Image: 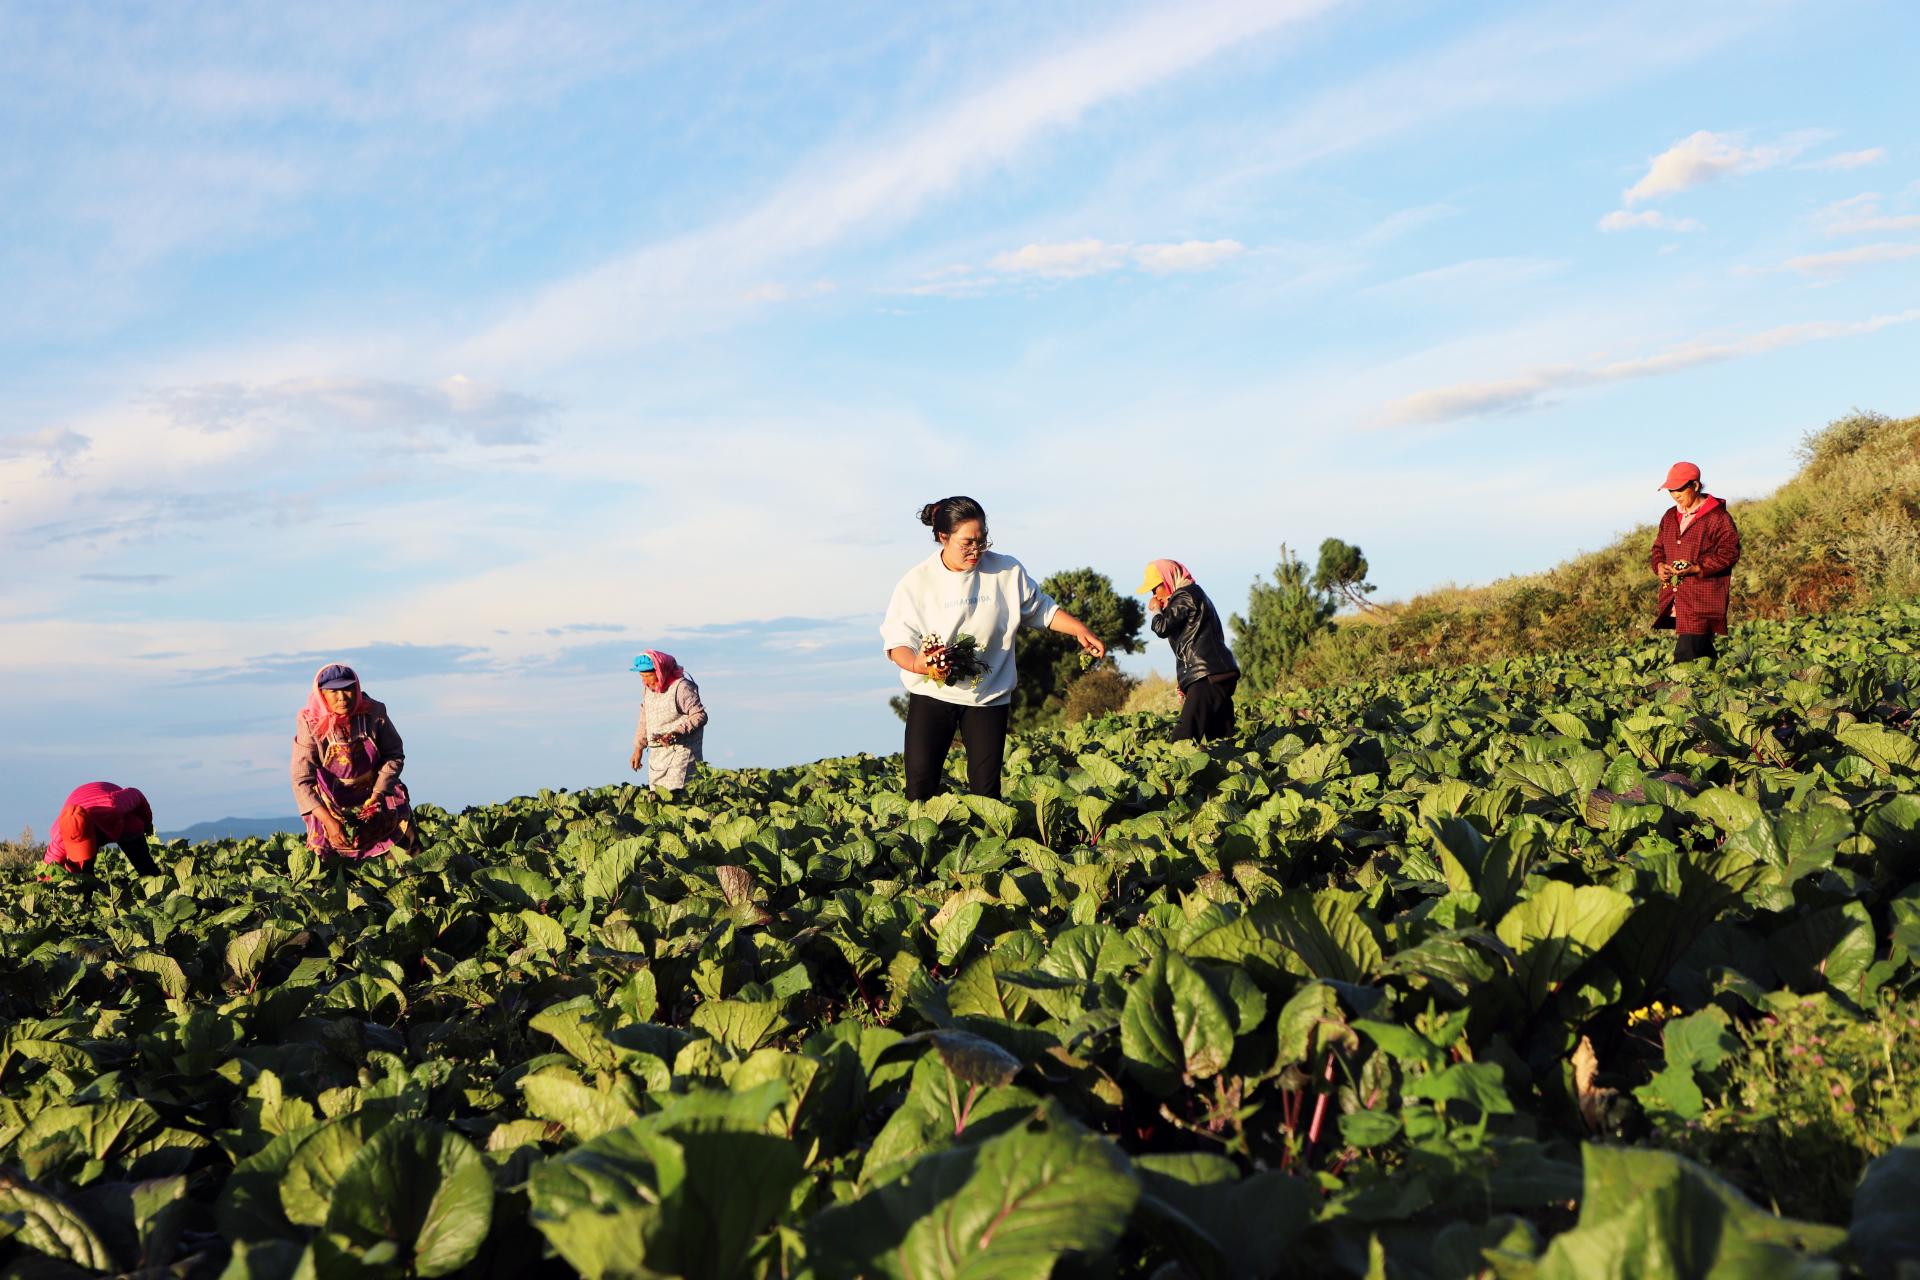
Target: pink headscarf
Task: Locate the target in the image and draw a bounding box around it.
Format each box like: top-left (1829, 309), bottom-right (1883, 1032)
top-left (298, 664), bottom-right (375, 740)
top-left (640, 650), bottom-right (685, 693)
top-left (1148, 559), bottom-right (1196, 594)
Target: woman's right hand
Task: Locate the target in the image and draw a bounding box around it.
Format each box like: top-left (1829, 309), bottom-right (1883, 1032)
top-left (318, 810), bottom-right (350, 849)
top-left (918, 646), bottom-right (950, 678)
top-left (629, 746), bottom-right (644, 771)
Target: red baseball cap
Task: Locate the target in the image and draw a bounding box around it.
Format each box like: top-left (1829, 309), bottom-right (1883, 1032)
top-left (1659, 461), bottom-right (1701, 491)
top-left (56, 805), bottom-right (99, 867)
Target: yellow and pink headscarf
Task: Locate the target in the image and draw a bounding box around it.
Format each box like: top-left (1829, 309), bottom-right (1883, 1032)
top-left (1138, 560), bottom-right (1196, 597)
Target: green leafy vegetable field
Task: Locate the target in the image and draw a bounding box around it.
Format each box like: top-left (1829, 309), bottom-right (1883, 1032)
top-left (6, 605), bottom-right (1920, 1278)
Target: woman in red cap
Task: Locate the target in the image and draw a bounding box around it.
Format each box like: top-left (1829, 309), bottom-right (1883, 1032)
top-left (290, 663), bottom-right (415, 859)
top-left (43, 782), bottom-right (160, 886)
top-left (1650, 461), bottom-right (1741, 662)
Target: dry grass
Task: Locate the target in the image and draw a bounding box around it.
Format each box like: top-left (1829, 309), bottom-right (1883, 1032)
top-left (1122, 673), bottom-right (1182, 716)
top-left (1, 826), bottom-right (45, 869)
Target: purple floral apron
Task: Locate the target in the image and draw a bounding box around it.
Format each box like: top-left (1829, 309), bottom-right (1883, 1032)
top-left (302, 717), bottom-right (414, 859)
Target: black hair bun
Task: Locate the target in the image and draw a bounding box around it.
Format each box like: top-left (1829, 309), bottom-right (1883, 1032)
top-left (918, 501), bottom-right (943, 527)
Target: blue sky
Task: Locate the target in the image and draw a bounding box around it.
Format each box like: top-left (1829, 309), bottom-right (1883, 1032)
top-left (3, 0), bottom-right (1916, 833)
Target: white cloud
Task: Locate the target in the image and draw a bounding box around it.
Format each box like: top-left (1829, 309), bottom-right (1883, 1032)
top-left (1622, 129), bottom-right (1821, 204)
top-left (1597, 209), bottom-right (1702, 233)
top-left (461, 0), bottom-right (1338, 367)
top-left (1780, 243), bottom-right (1920, 277)
top-left (1132, 239), bottom-right (1247, 273)
top-left (981, 237), bottom-right (1247, 280)
top-left (989, 239), bottom-right (1132, 278)
top-left (1813, 193), bottom-right (1920, 238)
top-left (1811, 147), bottom-right (1886, 172)
top-left (1378, 309), bottom-right (1920, 426)
top-left (741, 280), bottom-right (836, 304)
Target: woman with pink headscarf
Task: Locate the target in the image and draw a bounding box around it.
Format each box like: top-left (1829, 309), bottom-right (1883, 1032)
top-left (289, 663), bottom-right (415, 859)
top-left (629, 650), bottom-right (708, 792)
top-left (1140, 559), bottom-right (1241, 743)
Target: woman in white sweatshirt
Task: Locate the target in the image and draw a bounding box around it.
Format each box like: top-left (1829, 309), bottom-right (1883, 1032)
top-left (881, 496), bottom-right (1106, 800)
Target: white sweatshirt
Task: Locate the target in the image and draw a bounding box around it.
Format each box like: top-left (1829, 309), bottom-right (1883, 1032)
top-left (880, 549), bottom-right (1059, 707)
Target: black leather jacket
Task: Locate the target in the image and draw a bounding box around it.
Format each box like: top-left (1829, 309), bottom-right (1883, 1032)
top-left (1150, 584), bottom-right (1239, 689)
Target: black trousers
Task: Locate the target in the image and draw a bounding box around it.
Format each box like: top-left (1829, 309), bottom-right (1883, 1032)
top-left (1173, 675), bottom-right (1238, 742)
top-left (1674, 633), bottom-right (1718, 663)
top-left (903, 694), bottom-right (1010, 800)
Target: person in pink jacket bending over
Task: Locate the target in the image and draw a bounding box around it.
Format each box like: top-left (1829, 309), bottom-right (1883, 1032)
top-left (43, 782), bottom-right (160, 895)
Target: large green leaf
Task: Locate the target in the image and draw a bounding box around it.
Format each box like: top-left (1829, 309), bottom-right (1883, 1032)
top-left (280, 1116), bottom-right (378, 1227)
top-left (1255, 890), bottom-right (1384, 984)
top-left (811, 1114), bottom-right (1138, 1279)
top-left (225, 924), bottom-right (301, 988)
top-left (1536, 1144), bottom-right (1843, 1279)
top-left (1119, 952), bottom-right (1236, 1096)
top-left (1769, 902), bottom-right (1876, 1002)
top-left (1135, 1154), bottom-right (1314, 1280)
top-left (1495, 882), bottom-right (1634, 1010)
top-left (1850, 1137), bottom-right (1920, 1278)
top-left (527, 1086), bottom-right (803, 1280)
top-left (324, 1121), bottom-right (494, 1277)
top-left (1633, 1007), bottom-right (1739, 1120)
top-left (0, 1174), bottom-right (118, 1271)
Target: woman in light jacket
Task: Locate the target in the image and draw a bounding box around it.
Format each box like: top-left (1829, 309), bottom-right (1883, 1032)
top-left (881, 496), bottom-right (1105, 800)
top-left (629, 650), bottom-right (708, 792)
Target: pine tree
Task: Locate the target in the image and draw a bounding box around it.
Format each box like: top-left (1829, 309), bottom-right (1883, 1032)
top-left (1229, 545), bottom-right (1335, 692)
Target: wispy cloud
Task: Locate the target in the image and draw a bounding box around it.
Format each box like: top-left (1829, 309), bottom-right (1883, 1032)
top-left (988, 239), bottom-right (1133, 278)
top-left (927, 237), bottom-right (1250, 288)
top-left (1597, 209), bottom-right (1702, 233)
top-left (1778, 243), bottom-right (1920, 277)
top-left (461, 0), bottom-right (1337, 366)
top-left (78, 572), bottom-right (172, 586)
top-left (1812, 193), bottom-right (1920, 238)
top-left (0, 427), bottom-right (90, 471)
top-left (148, 375), bottom-right (553, 446)
top-left (1810, 147), bottom-right (1886, 172)
top-left (185, 641), bottom-right (497, 686)
top-left (1622, 129), bottom-right (1822, 204)
top-left (1378, 310), bottom-right (1920, 426)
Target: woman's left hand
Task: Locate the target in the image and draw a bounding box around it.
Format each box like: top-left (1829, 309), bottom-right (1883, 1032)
top-left (357, 797), bottom-right (381, 820)
top-left (1077, 631), bottom-right (1107, 660)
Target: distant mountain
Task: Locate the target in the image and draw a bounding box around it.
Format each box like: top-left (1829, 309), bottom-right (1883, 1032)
top-left (160, 817), bottom-right (304, 843)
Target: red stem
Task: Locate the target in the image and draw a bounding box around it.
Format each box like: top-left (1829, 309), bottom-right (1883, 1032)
top-left (1306, 1052), bottom-right (1336, 1148)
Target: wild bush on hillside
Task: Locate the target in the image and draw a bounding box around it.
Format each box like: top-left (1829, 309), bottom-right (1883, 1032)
top-left (1062, 665), bottom-right (1136, 723)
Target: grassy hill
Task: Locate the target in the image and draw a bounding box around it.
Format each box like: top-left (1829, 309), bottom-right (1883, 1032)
top-left (1289, 410), bottom-right (1920, 687)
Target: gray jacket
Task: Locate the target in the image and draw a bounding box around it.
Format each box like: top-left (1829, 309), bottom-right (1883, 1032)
top-left (634, 677), bottom-right (708, 789)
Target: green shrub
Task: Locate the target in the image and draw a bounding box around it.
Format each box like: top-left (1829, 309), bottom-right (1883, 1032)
top-left (1654, 992), bottom-right (1920, 1223)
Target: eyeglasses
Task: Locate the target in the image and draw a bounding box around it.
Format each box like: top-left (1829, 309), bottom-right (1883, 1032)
top-left (952, 537), bottom-right (992, 553)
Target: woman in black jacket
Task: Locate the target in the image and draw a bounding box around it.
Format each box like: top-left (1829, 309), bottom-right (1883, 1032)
top-left (1139, 559), bottom-right (1240, 742)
